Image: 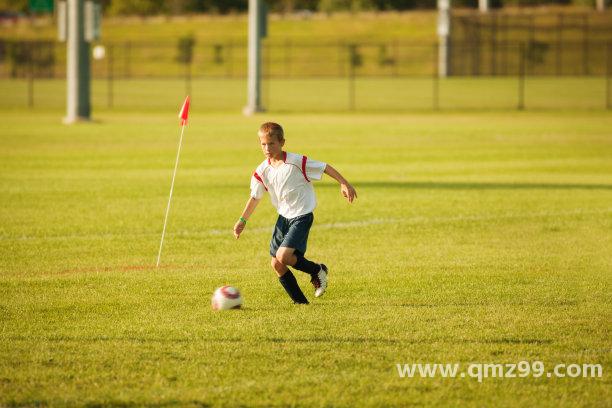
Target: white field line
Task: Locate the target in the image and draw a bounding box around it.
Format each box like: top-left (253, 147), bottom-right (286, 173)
top-left (1, 207), bottom-right (611, 243)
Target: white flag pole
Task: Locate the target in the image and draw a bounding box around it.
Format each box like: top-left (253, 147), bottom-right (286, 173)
top-left (157, 121), bottom-right (187, 267)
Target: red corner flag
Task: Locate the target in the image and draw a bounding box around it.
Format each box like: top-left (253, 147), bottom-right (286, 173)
top-left (158, 95), bottom-right (190, 267)
top-left (178, 96), bottom-right (190, 126)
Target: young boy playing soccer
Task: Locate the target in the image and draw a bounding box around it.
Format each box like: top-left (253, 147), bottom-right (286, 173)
top-left (233, 122), bottom-right (357, 304)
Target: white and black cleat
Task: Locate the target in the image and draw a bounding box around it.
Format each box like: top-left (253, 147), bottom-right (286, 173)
top-left (311, 264), bottom-right (328, 298)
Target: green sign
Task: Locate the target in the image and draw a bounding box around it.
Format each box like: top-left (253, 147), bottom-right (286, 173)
top-left (29, 0), bottom-right (54, 13)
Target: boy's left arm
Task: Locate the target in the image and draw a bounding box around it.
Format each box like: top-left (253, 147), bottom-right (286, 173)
top-left (324, 164), bottom-right (357, 203)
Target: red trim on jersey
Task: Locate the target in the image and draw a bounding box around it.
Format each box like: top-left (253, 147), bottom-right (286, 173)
top-left (301, 156), bottom-right (311, 182)
top-left (253, 172), bottom-right (268, 191)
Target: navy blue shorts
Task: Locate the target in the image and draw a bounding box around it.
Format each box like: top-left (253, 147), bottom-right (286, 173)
top-left (269, 213), bottom-right (314, 257)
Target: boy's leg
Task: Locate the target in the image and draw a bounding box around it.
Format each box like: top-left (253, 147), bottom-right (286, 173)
top-left (276, 247), bottom-right (328, 298)
top-left (276, 247), bottom-right (320, 275)
top-left (271, 257), bottom-right (308, 304)
top-left (269, 215), bottom-right (308, 304)
top-left (274, 213), bottom-right (328, 297)
top-left (270, 256), bottom-right (289, 277)
top-left (275, 213), bottom-right (320, 275)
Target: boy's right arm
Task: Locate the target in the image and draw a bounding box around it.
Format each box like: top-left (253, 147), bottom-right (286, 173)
top-left (233, 196), bottom-right (261, 239)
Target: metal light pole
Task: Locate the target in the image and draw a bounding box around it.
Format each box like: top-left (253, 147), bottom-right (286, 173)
top-left (596, 0), bottom-right (606, 12)
top-left (437, 0), bottom-right (451, 78)
top-left (64, 0), bottom-right (90, 123)
top-left (59, 1), bottom-right (100, 123)
top-left (479, 0), bottom-right (489, 13)
top-left (244, 0), bottom-right (267, 115)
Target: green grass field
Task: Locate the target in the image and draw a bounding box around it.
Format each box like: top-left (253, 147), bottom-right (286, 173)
top-left (1, 108), bottom-right (611, 406)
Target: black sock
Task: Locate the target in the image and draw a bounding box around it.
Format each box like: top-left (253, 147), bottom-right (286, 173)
top-left (278, 271), bottom-right (309, 304)
top-left (293, 252), bottom-right (321, 275)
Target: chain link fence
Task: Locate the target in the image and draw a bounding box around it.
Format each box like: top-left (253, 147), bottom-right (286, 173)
top-left (0, 39), bottom-right (610, 111)
top-left (450, 9), bottom-right (612, 76)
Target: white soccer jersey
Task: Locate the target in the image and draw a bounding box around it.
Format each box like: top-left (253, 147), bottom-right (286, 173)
top-left (250, 151), bottom-right (327, 219)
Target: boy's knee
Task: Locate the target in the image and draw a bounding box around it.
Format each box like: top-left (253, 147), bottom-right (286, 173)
top-left (271, 257), bottom-right (288, 277)
top-left (275, 248), bottom-right (294, 266)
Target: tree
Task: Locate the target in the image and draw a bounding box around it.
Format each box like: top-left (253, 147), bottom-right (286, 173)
top-left (107, 0), bottom-right (166, 16)
top-left (0, 0), bottom-right (28, 13)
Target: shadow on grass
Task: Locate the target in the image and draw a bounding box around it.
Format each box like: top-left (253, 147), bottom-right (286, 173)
top-left (321, 181), bottom-right (612, 191)
top-left (5, 334), bottom-right (552, 347)
top-left (6, 335), bottom-right (244, 344)
top-left (264, 336), bottom-right (553, 345)
top-left (7, 334), bottom-right (400, 345)
top-left (266, 336), bottom-right (400, 345)
top-left (483, 337), bottom-right (553, 345)
top-left (399, 300), bottom-right (579, 307)
top-left (84, 402), bottom-right (211, 408)
top-left (5, 401), bottom-right (211, 408)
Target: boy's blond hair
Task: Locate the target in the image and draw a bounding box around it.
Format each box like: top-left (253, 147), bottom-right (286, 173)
top-left (259, 122), bottom-right (284, 142)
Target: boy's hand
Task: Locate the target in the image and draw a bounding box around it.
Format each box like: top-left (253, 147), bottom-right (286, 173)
top-left (341, 183), bottom-right (357, 203)
top-left (233, 219), bottom-right (246, 239)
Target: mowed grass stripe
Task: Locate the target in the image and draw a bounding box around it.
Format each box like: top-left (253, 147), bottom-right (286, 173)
top-left (1, 207), bottom-right (610, 242)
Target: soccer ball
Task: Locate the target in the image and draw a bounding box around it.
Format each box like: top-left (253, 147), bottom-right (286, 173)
top-left (211, 286), bottom-right (243, 311)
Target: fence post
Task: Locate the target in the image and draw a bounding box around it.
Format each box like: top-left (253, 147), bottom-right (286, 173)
top-left (433, 43), bottom-right (439, 110)
top-left (556, 14), bottom-right (561, 75)
top-left (349, 56), bottom-right (355, 111)
top-left (518, 42), bottom-right (525, 110)
top-left (285, 39), bottom-right (291, 78)
top-left (472, 33), bottom-right (480, 76)
top-left (185, 60), bottom-right (191, 96)
top-left (264, 41), bottom-right (270, 110)
top-left (607, 41), bottom-right (611, 110)
top-left (348, 45), bottom-right (355, 111)
top-left (227, 40), bottom-right (233, 78)
top-left (51, 41), bottom-right (56, 78)
top-left (491, 13), bottom-right (497, 75)
top-left (338, 41), bottom-right (344, 77)
top-left (502, 14), bottom-right (509, 75)
top-left (28, 42), bottom-right (34, 108)
top-left (393, 39), bottom-right (399, 77)
top-left (107, 43), bottom-right (113, 108)
top-left (583, 14), bottom-right (589, 76)
top-left (125, 41), bottom-right (131, 79)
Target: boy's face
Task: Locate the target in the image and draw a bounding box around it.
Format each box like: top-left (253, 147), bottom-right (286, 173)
top-left (258, 132), bottom-right (285, 160)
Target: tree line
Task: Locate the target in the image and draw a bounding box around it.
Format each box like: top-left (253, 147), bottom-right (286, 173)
top-left (0, 0), bottom-right (596, 16)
